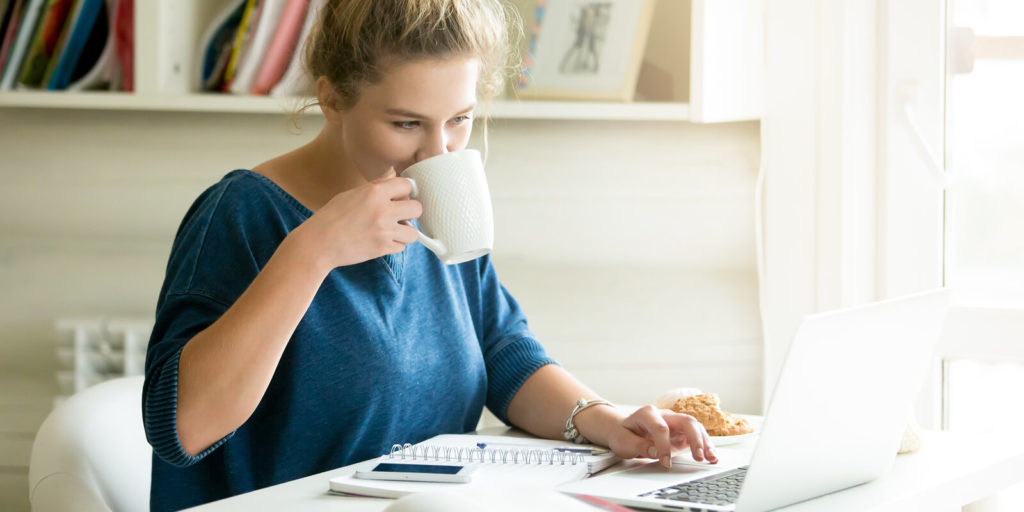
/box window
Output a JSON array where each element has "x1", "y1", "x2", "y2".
[
  {"x1": 946, "y1": 0, "x2": 1024, "y2": 305},
  {"x1": 944, "y1": 1, "x2": 1024, "y2": 509}
]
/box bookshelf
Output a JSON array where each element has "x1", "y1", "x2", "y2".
[{"x1": 0, "y1": 0, "x2": 762, "y2": 123}]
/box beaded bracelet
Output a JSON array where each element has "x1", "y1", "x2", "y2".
[{"x1": 562, "y1": 398, "x2": 615, "y2": 444}]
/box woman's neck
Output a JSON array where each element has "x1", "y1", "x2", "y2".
[{"x1": 255, "y1": 127, "x2": 365, "y2": 212}]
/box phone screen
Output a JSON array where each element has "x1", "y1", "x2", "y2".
[{"x1": 371, "y1": 463, "x2": 464, "y2": 475}]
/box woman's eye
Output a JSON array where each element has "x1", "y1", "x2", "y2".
[
  {"x1": 394, "y1": 121, "x2": 419, "y2": 129},
  {"x1": 451, "y1": 116, "x2": 472, "y2": 125}
]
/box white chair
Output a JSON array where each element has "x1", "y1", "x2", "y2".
[{"x1": 29, "y1": 376, "x2": 151, "y2": 512}]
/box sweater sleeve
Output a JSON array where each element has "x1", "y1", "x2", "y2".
[
  {"x1": 143, "y1": 292, "x2": 236, "y2": 467},
  {"x1": 142, "y1": 174, "x2": 275, "y2": 467},
  {"x1": 468, "y1": 256, "x2": 559, "y2": 424}
]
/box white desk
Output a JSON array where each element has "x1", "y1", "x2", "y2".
[{"x1": 185, "y1": 426, "x2": 1024, "y2": 512}]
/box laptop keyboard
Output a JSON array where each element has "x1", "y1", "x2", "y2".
[{"x1": 639, "y1": 466, "x2": 748, "y2": 506}]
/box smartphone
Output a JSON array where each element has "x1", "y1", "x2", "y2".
[{"x1": 353, "y1": 462, "x2": 477, "y2": 483}]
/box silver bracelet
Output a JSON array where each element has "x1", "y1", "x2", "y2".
[{"x1": 563, "y1": 398, "x2": 615, "y2": 444}]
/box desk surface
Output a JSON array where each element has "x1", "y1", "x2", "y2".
[{"x1": 185, "y1": 425, "x2": 1024, "y2": 512}]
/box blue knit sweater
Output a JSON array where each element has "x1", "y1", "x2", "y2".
[{"x1": 143, "y1": 170, "x2": 557, "y2": 512}]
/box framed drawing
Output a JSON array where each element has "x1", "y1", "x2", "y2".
[{"x1": 517, "y1": 0, "x2": 656, "y2": 101}]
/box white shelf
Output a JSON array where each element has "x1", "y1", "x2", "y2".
[
  {"x1": 0, "y1": 91, "x2": 303, "y2": 114},
  {"x1": 0, "y1": 91, "x2": 691, "y2": 121},
  {"x1": 488, "y1": 100, "x2": 690, "y2": 121}
]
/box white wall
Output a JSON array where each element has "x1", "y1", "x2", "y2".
[{"x1": 0, "y1": 108, "x2": 759, "y2": 511}]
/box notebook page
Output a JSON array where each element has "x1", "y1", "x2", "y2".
[{"x1": 328, "y1": 433, "x2": 619, "y2": 499}]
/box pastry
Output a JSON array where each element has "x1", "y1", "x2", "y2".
[
  {"x1": 654, "y1": 387, "x2": 703, "y2": 409},
  {"x1": 670, "y1": 393, "x2": 754, "y2": 436},
  {"x1": 711, "y1": 412, "x2": 753, "y2": 436}
]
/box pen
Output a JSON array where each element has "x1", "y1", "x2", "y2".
[{"x1": 475, "y1": 442, "x2": 609, "y2": 455}]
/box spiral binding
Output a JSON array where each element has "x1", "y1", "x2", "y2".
[{"x1": 387, "y1": 443, "x2": 586, "y2": 465}]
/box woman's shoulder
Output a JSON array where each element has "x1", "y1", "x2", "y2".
[
  {"x1": 184, "y1": 169, "x2": 309, "y2": 224},
  {"x1": 168, "y1": 170, "x2": 306, "y2": 266},
  {"x1": 218, "y1": 168, "x2": 301, "y2": 206},
  {"x1": 160, "y1": 170, "x2": 304, "y2": 296}
]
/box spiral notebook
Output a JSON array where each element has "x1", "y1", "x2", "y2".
[{"x1": 328, "y1": 433, "x2": 621, "y2": 499}]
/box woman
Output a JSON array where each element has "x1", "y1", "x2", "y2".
[{"x1": 143, "y1": 1, "x2": 717, "y2": 510}]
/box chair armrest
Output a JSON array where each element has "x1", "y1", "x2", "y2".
[{"x1": 30, "y1": 472, "x2": 113, "y2": 512}]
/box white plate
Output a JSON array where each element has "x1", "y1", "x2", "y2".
[{"x1": 709, "y1": 431, "x2": 757, "y2": 446}]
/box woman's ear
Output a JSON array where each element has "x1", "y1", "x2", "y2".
[{"x1": 316, "y1": 76, "x2": 342, "y2": 123}]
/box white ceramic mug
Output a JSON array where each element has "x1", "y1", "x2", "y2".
[{"x1": 400, "y1": 149, "x2": 494, "y2": 265}]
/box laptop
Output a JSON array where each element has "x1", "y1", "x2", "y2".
[{"x1": 560, "y1": 289, "x2": 950, "y2": 512}]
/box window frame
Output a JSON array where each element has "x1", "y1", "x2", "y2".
[{"x1": 763, "y1": 0, "x2": 1024, "y2": 430}]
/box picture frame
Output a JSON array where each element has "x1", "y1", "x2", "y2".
[{"x1": 517, "y1": 0, "x2": 656, "y2": 102}]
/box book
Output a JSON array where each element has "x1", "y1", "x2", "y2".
[
  {"x1": 111, "y1": 0, "x2": 128, "y2": 90},
  {"x1": 268, "y1": 0, "x2": 322, "y2": 98},
  {"x1": 228, "y1": 0, "x2": 284, "y2": 94},
  {"x1": 39, "y1": 0, "x2": 80, "y2": 87},
  {"x1": 327, "y1": 433, "x2": 621, "y2": 499},
  {"x1": 17, "y1": 0, "x2": 73, "y2": 87},
  {"x1": 0, "y1": 0, "x2": 26, "y2": 74},
  {"x1": 195, "y1": 0, "x2": 245, "y2": 91},
  {"x1": 221, "y1": 0, "x2": 257, "y2": 88},
  {"x1": 65, "y1": 0, "x2": 112, "y2": 91},
  {"x1": 0, "y1": 0, "x2": 16, "y2": 48},
  {"x1": 0, "y1": 0, "x2": 45, "y2": 90},
  {"x1": 43, "y1": 0, "x2": 101, "y2": 89},
  {"x1": 250, "y1": 0, "x2": 306, "y2": 95}
]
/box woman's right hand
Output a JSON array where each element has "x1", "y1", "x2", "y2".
[{"x1": 291, "y1": 169, "x2": 422, "y2": 272}]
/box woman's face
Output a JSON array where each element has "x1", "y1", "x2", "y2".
[{"x1": 327, "y1": 57, "x2": 479, "y2": 181}]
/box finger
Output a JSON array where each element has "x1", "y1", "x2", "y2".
[
  {"x1": 377, "y1": 175, "x2": 414, "y2": 200},
  {"x1": 662, "y1": 412, "x2": 706, "y2": 463},
  {"x1": 391, "y1": 199, "x2": 422, "y2": 221},
  {"x1": 669, "y1": 430, "x2": 691, "y2": 451},
  {"x1": 702, "y1": 430, "x2": 718, "y2": 464},
  {"x1": 627, "y1": 405, "x2": 674, "y2": 469},
  {"x1": 393, "y1": 223, "x2": 419, "y2": 245},
  {"x1": 619, "y1": 412, "x2": 661, "y2": 460},
  {"x1": 625, "y1": 428, "x2": 659, "y2": 461}
]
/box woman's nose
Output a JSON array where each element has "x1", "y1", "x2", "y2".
[{"x1": 414, "y1": 131, "x2": 449, "y2": 162}]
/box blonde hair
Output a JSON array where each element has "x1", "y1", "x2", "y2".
[{"x1": 304, "y1": 0, "x2": 521, "y2": 111}]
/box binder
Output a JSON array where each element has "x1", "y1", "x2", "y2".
[
  {"x1": 221, "y1": 0, "x2": 257, "y2": 88},
  {"x1": 111, "y1": 0, "x2": 129, "y2": 90},
  {"x1": 0, "y1": 0, "x2": 19, "y2": 61},
  {"x1": 44, "y1": 0, "x2": 102, "y2": 89},
  {"x1": 228, "y1": 0, "x2": 286, "y2": 94},
  {"x1": 196, "y1": 0, "x2": 245, "y2": 91},
  {"x1": 0, "y1": 0, "x2": 26, "y2": 74},
  {"x1": 65, "y1": 0, "x2": 112, "y2": 91},
  {"x1": 0, "y1": 0, "x2": 45, "y2": 90},
  {"x1": 327, "y1": 433, "x2": 620, "y2": 499},
  {"x1": 0, "y1": 0, "x2": 14, "y2": 36},
  {"x1": 250, "y1": 0, "x2": 306, "y2": 95},
  {"x1": 17, "y1": 0, "x2": 73, "y2": 88},
  {"x1": 268, "y1": 0, "x2": 322, "y2": 97}
]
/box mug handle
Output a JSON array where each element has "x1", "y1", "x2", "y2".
[{"x1": 402, "y1": 177, "x2": 448, "y2": 257}]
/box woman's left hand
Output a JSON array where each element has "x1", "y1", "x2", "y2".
[{"x1": 605, "y1": 405, "x2": 718, "y2": 469}]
